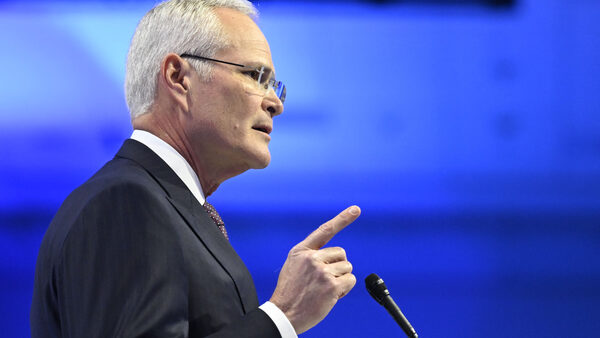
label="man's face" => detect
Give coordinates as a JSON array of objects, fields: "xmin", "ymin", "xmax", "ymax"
[{"xmin": 184, "ymin": 8, "xmax": 283, "ymax": 175}]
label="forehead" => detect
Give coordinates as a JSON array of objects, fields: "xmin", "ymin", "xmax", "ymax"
[{"xmin": 214, "ymin": 8, "xmax": 274, "ymax": 69}]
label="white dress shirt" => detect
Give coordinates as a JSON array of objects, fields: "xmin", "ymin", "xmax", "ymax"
[{"xmin": 130, "ymin": 130, "xmax": 297, "ymax": 338}]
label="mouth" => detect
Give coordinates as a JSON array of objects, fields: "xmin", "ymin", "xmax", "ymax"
[{"xmin": 252, "ymin": 124, "xmax": 272, "ymax": 135}]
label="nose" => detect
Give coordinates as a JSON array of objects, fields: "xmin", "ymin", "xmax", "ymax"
[{"xmin": 262, "ymin": 89, "xmax": 284, "ymax": 118}]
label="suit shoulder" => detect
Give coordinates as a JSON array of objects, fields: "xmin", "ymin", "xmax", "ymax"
[
  {"xmin": 65, "ymin": 156, "xmax": 163, "ymax": 206},
  {"xmin": 86, "ymin": 156, "xmax": 159, "ymax": 191},
  {"xmin": 41, "ymin": 157, "xmax": 170, "ymax": 257}
]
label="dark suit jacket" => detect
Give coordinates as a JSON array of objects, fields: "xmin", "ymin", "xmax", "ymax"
[{"xmin": 31, "ymin": 139, "xmax": 280, "ymax": 338}]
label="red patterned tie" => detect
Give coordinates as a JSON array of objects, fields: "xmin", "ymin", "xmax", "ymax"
[{"xmin": 203, "ymin": 201, "xmax": 229, "ymax": 240}]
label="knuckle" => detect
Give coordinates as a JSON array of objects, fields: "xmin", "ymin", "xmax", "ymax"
[
  {"xmin": 325, "ymin": 274, "xmax": 337, "ymax": 288},
  {"xmin": 339, "ymin": 211, "xmax": 350, "ymax": 220},
  {"xmin": 317, "ymin": 263, "xmax": 329, "ymax": 275},
  {"xmin": 337, "ymin": 275, "xmax": 356, "ymax": 298},
  {"xmin": 308, "ymin": 257, "xmax": 322, "ymax": 271},
  {"xmin": 308, "ymin": 250, "xmax": 320, "ymax": 262},
  {"xmin": 319, "ymin": 222, "xmax": 335, "ymax": 235},
  {"xmin": 288, "ymin": 248, "xmax": 303, "ymax": 260}
]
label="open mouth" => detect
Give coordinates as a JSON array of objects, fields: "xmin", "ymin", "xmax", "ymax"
[{"xmin": 252, "ymin": 125, "xmax": 272, "ymax": 135}]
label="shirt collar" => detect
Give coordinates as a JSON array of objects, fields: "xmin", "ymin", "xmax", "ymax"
[{"xmin": 130, "ymin": 129, "xmax": 206, "ymax": 206}]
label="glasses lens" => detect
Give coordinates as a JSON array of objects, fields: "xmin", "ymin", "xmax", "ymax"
[
  {"xmin": 276, "ymin": 83, "xmax": 286, "ymax": 103},
  {"xmin": 265, "ymin": 79, "xmax": 286, "ymax": 104}
]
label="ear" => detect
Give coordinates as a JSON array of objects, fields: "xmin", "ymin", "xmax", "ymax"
[{"xmin": 159, "ymin": 53, "xmax": 192, "ymax": 112}]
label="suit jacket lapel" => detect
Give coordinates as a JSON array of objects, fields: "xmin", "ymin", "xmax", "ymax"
[{"xmin": 115, "ymin": 139, "xmax": 257, "ymax": 313}]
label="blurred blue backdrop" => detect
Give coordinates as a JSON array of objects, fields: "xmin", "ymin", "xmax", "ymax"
[{"xmin": 1, "ymin": 0, "xmax": 599, "ymax": 337}]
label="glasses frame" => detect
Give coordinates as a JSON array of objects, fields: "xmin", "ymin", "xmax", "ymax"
[{"xmin": 180, "ymin": 53, "xmax": 286, "ymax": 103}]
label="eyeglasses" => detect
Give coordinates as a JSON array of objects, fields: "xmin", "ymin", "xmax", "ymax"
[{"xmin": 180, "ymin": 54, "xmax": 286, "ymax": 104}]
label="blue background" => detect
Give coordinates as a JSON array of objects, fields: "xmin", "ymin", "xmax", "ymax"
[{"xmin": 1, "ymin": 0, "xmax": 599, "ymax": 336}]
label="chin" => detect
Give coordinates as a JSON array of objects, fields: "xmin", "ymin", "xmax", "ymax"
[
  {"xmin": 237, "ymin": 141, "xmax": 271, "ymax": 170},
  {"xmin": 248, "ymin": 149, "xmax": 271, "ymax": 169},
  {"xmin": 253, "ymin": 154, "xmax": 271, "ymax": 169}
]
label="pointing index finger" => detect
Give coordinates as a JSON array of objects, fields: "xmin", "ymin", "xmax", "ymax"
[{"xmin": 299, "ymin": 205, "xmax": 361, "ymax": 250}]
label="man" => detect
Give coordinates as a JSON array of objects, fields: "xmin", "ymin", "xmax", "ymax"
[{"xmin": 31, "ymin": 0, "xmax": 361, "ymax": 337}]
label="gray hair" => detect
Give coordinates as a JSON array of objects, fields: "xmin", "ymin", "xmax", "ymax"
[{"xmin": 125, "ymin": 0, "xmax": 257, "ymax": 119}]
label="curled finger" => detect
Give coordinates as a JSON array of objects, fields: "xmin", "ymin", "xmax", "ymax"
[
  {"xmin": 314, "ymin": 246, "xmax": 347, "ymax": 263},
  {"xmin": 324, "ymin": 260, "xmax": 353, "ymax": 277},
  {"xmin": 336, "ymin": 273, "xmax": 357, "ymax": 299}
]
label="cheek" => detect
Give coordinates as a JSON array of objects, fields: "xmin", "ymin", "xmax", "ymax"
[
  {"xmin": 212, "ymin": 81, "xmax": 263, "ymax": 136},
  {"xmin": 230, "ymin": 98, "xmax": 261, "ymax": 130}
]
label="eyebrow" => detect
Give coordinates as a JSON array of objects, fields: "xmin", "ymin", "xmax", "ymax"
[{"xmin": 244, "ymin": 62, "xmax": 276, "ymax": 79}]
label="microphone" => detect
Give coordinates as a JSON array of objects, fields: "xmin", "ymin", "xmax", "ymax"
[{"xmin": 365, "ymin": 273, "xmax": 418, "ymax": 338}]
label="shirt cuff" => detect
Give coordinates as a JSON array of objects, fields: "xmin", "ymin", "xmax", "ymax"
[{"xmin": 259, "ymin": 301, "xmax": 298, "ymax": 338}]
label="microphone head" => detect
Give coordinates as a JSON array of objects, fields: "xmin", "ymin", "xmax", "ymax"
[{"xmin": 365, "ymin": 273, "xmax": 390, "ymax": 305}]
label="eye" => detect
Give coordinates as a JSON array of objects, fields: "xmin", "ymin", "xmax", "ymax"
[
  {"xmin": 242, "ymin": 66, "xmax": 272, "ymax": 89},
  {"xmin": 260, "ymin": 68, "xmax": 273, "ymax": 85},
  {"xmin": 243, "ymin": 70, "xmax": 261, "ymax": 82}
]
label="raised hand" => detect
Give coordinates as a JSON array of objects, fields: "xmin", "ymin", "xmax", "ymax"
[{"xmin": 269, "ymin": 205, "xmax": 361, "ymax": 334}]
